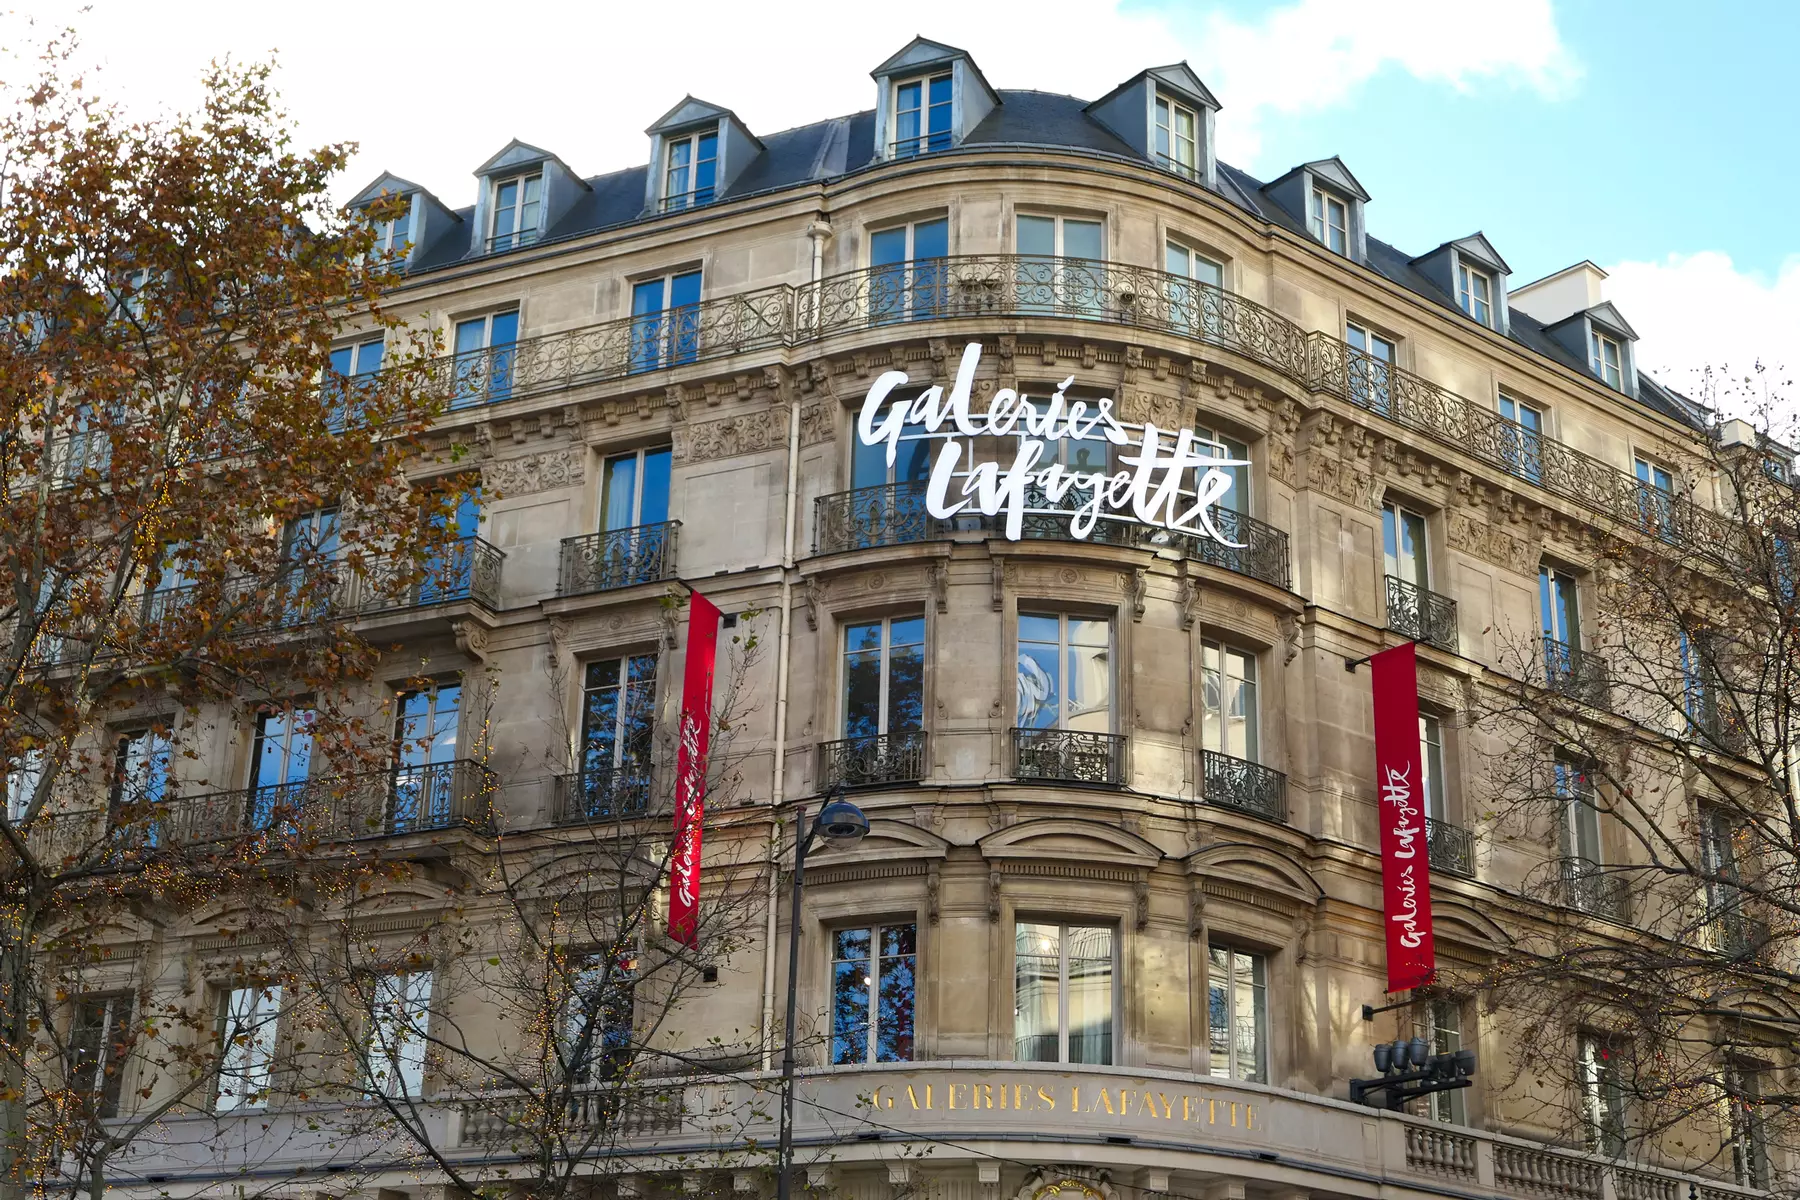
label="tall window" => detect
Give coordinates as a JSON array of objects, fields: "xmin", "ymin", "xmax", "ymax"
[
  {"xmin": 1699, "ymin": 804, "xmax": 1742, "ymax": 934},
  {"xmin": 489, "ymin": 172, "xmax": 542, "ymax": 251},
  {"xmin": 282, "ymin": 507, "xmax": 340, "ymax": 565},
  {"xmin": 1498, "ymin": 394, "xmax": 1544, "ymax": 484},
  {"xmin": 420, "ymin": 490, "xmax": 484, "ymax": 605},
  {"xmin": 663, "ymin": 129, "xmax": 718, "ymax": 210},
  {"xmin": 1577, "ymin": 1032, "xmax": 1627, "ymax": 1156},
  {"xmin": 1457, "ymin": 263, "xmax": 1493, "ymax": 327},
  {"xmin": 326, "ymin": 336, "xmax": 385, "ymax": 426},
  {"xmin": 842, "ymin": 617, "xmax": 924, "ymax": 740},
  {"xmin": 1725, "ymin": 1062, "xmax": 1769, "ymax": 1188},
  {"xmin": 1590, "ymin": 329, "xmax": 1623, "ymax": 389},
  {"xmin": 1634, "ymin": 457, "xmax": 1676, "ymax": 540},
  {"xmin": 452, "ymin": 309, "xmax": 519, "ymax": 406},
  {"xmin": 111, "ymin": 727, "xmax": 172, "ymax": 838},
  {"xmin": 579, "ymin": 654, "xmax": 658, "ymax": 815},
  {"xmin": 1420, "ymin": 713, "xmax": 1447, "ymax": 822},
  {"xmin": 391, "ymin": 682, "xmax": 462, "ymax": 833},
  {"xmin": 1383, "ymin": 500, "xmax": 1430, "ymax": 588},
  {"xmin": 1415, "ymin": 1000, "xmax": 1465, "ymax": 1123},
  {"xmin": 1540, "ymin": 564, "xmax": 1582, "ymax": 672},
  {"xmin": 248, "ymin": 707, "xmax": 314, "ymax": 829},
  {"xmin": 1201, "ymin": 641, "xmax": 1258, "ymax": 762},
  {"xmin": 68, "ymin": 994, "xmax": 134, "ymax": 1118},
  {"xmin": 850, "ymin": 409, "xmax": 937, "ymax": 491},
  {"xmin": 563, "ymin": 951, "xmax": 636, "ymax": 1084},
  {"xmin": 1346, "ymin": 322, "xmax": 1395, "ymax": 413},
  {"xmin": 869, "ymin": 217, "xmax": 949, "ymax": 324},
  {"xmin": 1193, "ymin": 425, "xmax": 1249, "ymax": 515},
  {"xmin": 601, "ymin": 447, "xmax": 673, "ymax": 533},
  {"xmin": 1014, "ymin": 922, "xmax": 1113, "ymax": 1065},
  {"xmin": 4, "ymin": 748, "xmax": 44, "ymax": 823},
  {"xmin": 1679, "ymin": 630, "xmax": 1720, "ymax": 738},
  {"xmin": 893, "ymin": 74, "xmax": 951, "ymax": 157},
  {"xmin": 1017, "ymin": 214, "xmax": 1105, "ymax": 316},
  {"xmin": 1017, "ymin": 214, "xmax": 1103, "ymax": 261},
  {"xmin": 374, "ymin": 209, "xmax": 410, "ymax": 257},
  {"xmin": 1016, "ymin": 613, "xmax": 1112, "ymax": 733},
  {"xmin": 1557, "ymin": 755, "xmax": 1602, "ymax": 866},
  {"xmin": 1206, "ymin": 946, "xmax": 1267, "ymax": 1082},
  {"xmin": 1165, "ymin": 241, "xmax": 1223, "ymax": 289},
  {"xmin": 1309, "ymin": 187, "xmax": 1349, "ymax": 254},
  {"xmin": 1154, "ymin": 95, "xmax": 1199, "ymax": 179},
  {"xmin": 831, "ymin": 924, "xmax": 916, "ymax": 1065},
  {"xmin": 630, "ymin": 270, "xmax": 703, "ymax": 371},
  {"xmin": 365, "ymin": 970, "xmax": 432, "ymax": 1098},
  {"xmin": 215, "ymin": 984, "xmax": 282, "ymax": 1111},
  {"xmin": 1165, "ymin": 241, "xmax": 1224, "ymax": 339}
]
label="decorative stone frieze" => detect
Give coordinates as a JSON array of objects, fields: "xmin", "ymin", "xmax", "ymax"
[{"xmin": 482, "ymin": 446, "xmax": 585, "ymax": 496}]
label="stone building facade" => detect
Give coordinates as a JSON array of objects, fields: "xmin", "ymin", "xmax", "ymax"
[{"xmin": 77, "ymin": 37, "xmax": 1787, "ymax": 1200}]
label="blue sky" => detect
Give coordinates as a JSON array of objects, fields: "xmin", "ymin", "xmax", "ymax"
[{"xmin": 18, "ymin": 0, "xmax": 1795, "ymax": 400}]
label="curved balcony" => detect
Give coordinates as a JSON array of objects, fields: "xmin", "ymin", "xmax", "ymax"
[
  {"xmin": 1011, "ymin": 727, "xmax": 1127, "ymax": 787},
  {"xmin": 1385, "ymin": 575, "xmax": 1458, "ymax": 653},
  {"xmin": 812, "ymin": 481, "xmax": 1291, "ymax": 590},
  {"xmin": 559, "ymin": 522, "xmax": 680, "ymax": 597},
  {"xmin": 1201, "ymin": 748, "xmax": 1287, "ymax": 823},
  {"xmin": 817, "ymin": 731, "xmax": 929, "ymax": 790}
]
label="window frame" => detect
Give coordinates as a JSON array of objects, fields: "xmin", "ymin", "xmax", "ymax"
[
  {"xmin": 1015, "ymin": 611, "xmax": 1116, "ymax": 733},
  {"xmin": 663, "ymin": 128, "xmax": 719, "ymax": 210},
  {"xmin": 599, "ymin": 445, "xmax": 674, "ymax": 532},
  {"xmin": 1382, "ymin": 498, "xmax": 1432, "ymax": 588},
  {"xmin": 1456, "ymin": 262, "xmax": 1494, "ymax": 327},
  {"xmin": 1419, "ymin": 711, "xmax": 1448, "ymax": 823},
  {"xmin": 67, "ymin": 992, "xmax": 135, "ymax": 1119},
  {"xmin": 1153, "ymin": 94, "xmax": 1200, "ymax": 179},
  {"xmin": 1013, "ymin": 920, "xmax": 1116, "ymax": 1066},
  {"xmin": 214, "ymin": 982, "xmax": 283, "ymax": 1112},
  {"xmin": 1415, "ymin": 998, "xmax": 1466, "ymax": 1124},
  {"xmin": 1725, "ymin": 1059, "xmax": 1770, "ymax": 1188},
  {"xmin": 1200, "ymin": 638, "xmax": 1260, "ymax": 763},
  {"xmin": 1590, "ymin": 329, "xmax": 1624, "ymax": 388},
  {"xmin": 1539, "ymin": 564, "xmax": 1582, "ymax": 650},
  {"xmin": 488, "ymin": 171, "xmax": 544, "ymax": 251},
  {"xmin": 1015, "ymin": 212, "xmax": 1106, "ymax": 261},
  {"xmin": 1206, "ymin": 943, "xmax": 1268, "ymax": 1083},
  {"xmin": 840, "ymin": 614, "xmax": 927, "ymax": 738},
  {"xmin": 363, "ymin": 968, "xmax": 433, "ymax": 1099},
  {"xmin": 1308, "ymin": 187, "xmax": 1349, "ymax": 254},
  {"xmin": 829, "ymin": 921, "xmax": 918, "ymax": 1066},
  {"xmin": 892, "ymin": 73, "xmax": 953, "ymax": 157},
  {"xmin": 561, "ymin": 947, "xmax": 638, "ymax": 1085},
  {"xmin": 1577, "ymin": 1030, "xmax": 1628, "ymax": 1157}
]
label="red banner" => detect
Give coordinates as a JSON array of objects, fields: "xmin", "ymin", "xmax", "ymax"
[
  {"xmin": 1370, "ymin": 643, "xmax": 1436, "ymax": 992},
  {"xmin": 668, "ymin": 592, "xmax": 722, "ymax": 948}
]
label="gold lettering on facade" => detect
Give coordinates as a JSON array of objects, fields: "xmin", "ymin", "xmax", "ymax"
[
  {"xmin": 1037, "ymin": 1085, "xmax": 1056, "ymax": 1110},
  {"xmin": 864, "ymin": 1077, "xmax": 1259, "ymax": 1133}
]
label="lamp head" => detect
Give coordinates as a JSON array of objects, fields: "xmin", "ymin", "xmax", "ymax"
[
  {"xmin": 815, "ymin": 798, "xmax": 870, "ymax": 846},
  {"xmin": 1372, "ymin": 1043, "xmax": 1392, "ymax": 1073},
  {"xmin": 1409, "ymin": 1036, "xmax": 1431, "ymax": 1067},
  {"xmin": 1454, "ymin": 1047, "xmax": 1477, "ymax": 1076}
]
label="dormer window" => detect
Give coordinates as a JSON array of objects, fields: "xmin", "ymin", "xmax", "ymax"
[
  {"xmin": 376, "ymin": 213, "xmax": 409, "ymax": 255},
  {"xmin": 1154, "ymin": 95, "xmax": 1199, "ymax": 180},
  {"xmin": 1590, "ymin": 330, "xmax": 1623, "ymax": 389},
  {"xmin": 489, "ymin": 172, "xmax": 542, "ymax": 252},
  {"xmin": 663, "ymin": 130, "xmax": 718, "ymax": 212},
  {"xmin": 1309, "ymin": 188, "xmax": 1349, "ymax": 255},
  {"xmin": 894, "ymin": 74, "xmax": 952, "ymax": 158},
  {"xmin": 1458, "ymin": 263, "xmax": 1493, "ymax": 327}
]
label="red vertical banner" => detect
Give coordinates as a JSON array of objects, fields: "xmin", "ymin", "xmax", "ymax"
[
  {"xmin": 667, "ymin": 592, "xmax": 722, "ymax": 948},
  {"xmin": 1370, "ymin": 643, "xmax": 1436, "ymax": 992}
]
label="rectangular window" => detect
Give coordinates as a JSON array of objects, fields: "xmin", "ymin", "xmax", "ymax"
[
  {"xmin": 1578, "ymin": 1032, "xmax": 1627, "ymax": 1156},
  {"xmin": 452, "ymin": 309, "xmax": 520, "ymax": 407},
  {"xmin": 1308, "ymin": 187, "xmax": 1348, "ymax": 254},
  {"xmin": 111, "ymin": 727, "xmax": 172, "ymax": 837},
  {"xmin": 630, "ymin": 269, "xmax": 703, "ymax": 372},
  {"xmin": 1590, "ymin": 330, "xmax": 1624, "ymax": 389},
  {"xmin": 1201, "ymin": 641, "xmax": 1258, "ymax": 762},
  {"xmin": 842, "ymin": 616, "xmax": 925, "ymax": 738},
  {"xmin": 893, "ymin": 74, "xmax": 952, "ymax": 156},
  {"xmin": 215, "ymin": 984, "xmax": 282, "ymax": 1111},
  {"xmin": 1154, "ymin": 95, "xmax": 1199, "ymax": 179},
  {"xmin": 248, "ymin": 706, "xmax": 314, "ymax": 830},
  {"xmin": 1726, "ymin": 1062, "xmax": 1769, "ymax": 1188},
  {"xmin": 1382, "ymin": 500, "xmax": 1430, "ymax": 587},
  {"xmin": 1633, "ymin": 457, "xmax": 1677, "ymax": 540},
  {"xmin": 831, "ymin": 924, "xmax": 916, "ymax": 1065},
  {"xmin": 68, "ymin": 994, "xmax": 134, "ymax": 1118},
  {"xmin": 1540, "ymin": 565, "xmax": 1581, "ymax": 651},
  {"xmin": 577, "ymin": 654, "xmax": 658, "ymax": 816},
  {"xmin": 1346, "ymin": 322, "xmax": 1395, "ymax": 413},
  {"xmin": 1557, "ymin": 755, "xmax": 1602, "ymax": 864},
  {"xmin": 365, "ymin": 970, "xmax": 432, "ymax": 1098},
  {"xmin": 600, "ymin": 447, "xmax": 673, "ymax": 532},
  {"xmin": 1699, "ymin": 805, "xmax": 1743, "ymax": 942},
  {"xmin": 376, "ymin": 209, "xmax": 410, "ymax": 256},
  {"xmin": 1457, "ymin": 263, "xmax": 1493, "ymax": 327},
  {"xmin": 1415, "ymin": 1000, "xmax": 1465, "ymax": 1124},
  {"xmin": 1014, "ymin": 922, "xmax": 1113, "ymax": 1065},
  {"xmin": 1016, "ymin": 613, "xmax": 1112, "ymax": 733},
  {"xmin": 1679, "ymin": 630, "xmax": 1721, "ymax": 739},
  {"xmin": 869, "ymin": 218, "xmax": 950, "ymax": 324},
  {"xmin": 1206, "ymin": 945, "xmax": 1267, "ymax": 1082},
  {"xmin": 1193, "ymin": 425, "xmax": 1249, "ymax": 515},
  {"xmin": 1017, "ymin": 214, "xmax": 1105, "ymax": 317},
  {"xmin": 1164, "ymin": 240, "xmax": 1223, "ymax": 290},
  {"xmin": 489, "ymin": 172, "xmax": 543, "ymax": 251},
  {"xmin": 663, "ymin": 129, "xmax": 718, "ymax": 210},
  {"xmin": 4, "ymin": 748, "xmax": 44, "ymax": 823},
  {"xmin": 1498, "ymin": 393, "xmax": 1544, "ymax": 484},
  {"xmin": 1420, "ymin": 713, "xmax": 1446, "ymax": 822},
  {"xmin": 390, "ymin": 681, "xmax": 462, "ymax": 834},
  {"xmin": 563, "ymin": 951, "xmax": 636, "ymax": 1084},
  {"xmin": 1164, "ymin": 241, "xmax": 1224, "ymax": 340}
]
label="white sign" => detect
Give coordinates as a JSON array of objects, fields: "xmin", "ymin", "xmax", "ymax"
[{"xmin": 857, "ymin": 342, "xmax": 1249, "ymax": 545}]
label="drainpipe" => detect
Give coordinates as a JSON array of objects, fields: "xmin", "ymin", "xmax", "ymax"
[{"xmin": 761, "ymin": 214, "xmax": 833, "ymax": 1070}]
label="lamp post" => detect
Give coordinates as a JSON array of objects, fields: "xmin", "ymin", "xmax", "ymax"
[
  {"xmin": 1349, "ymin": 1036, "xmax": 1477, "ymax": 1111},
  {"xmin": 775, "ymin": 792, "xmax": 870, "ymax": 1200}
]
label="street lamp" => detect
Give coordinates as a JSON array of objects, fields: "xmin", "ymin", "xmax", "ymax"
[
  {"xmin": 775, "ymin": 791, "xmax": 869, "ymax": 1200},
  {"xmin": 1349, "ymin": 1036, "xmax": 1477, "ymax": 1111}
]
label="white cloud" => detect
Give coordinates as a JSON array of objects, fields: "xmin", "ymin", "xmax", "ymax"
[
  {"xmin": 11, "ymin": 0, "xmax": 1578, "ymax": 204},
  {"xmin": 1605, "ymin": 253, "xmax": 1800, "ymax": 423}
]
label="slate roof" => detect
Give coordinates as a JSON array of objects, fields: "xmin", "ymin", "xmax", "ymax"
[{"xmin": 399, "ymin": 89, "xmax": 1701, "ymax": 429}]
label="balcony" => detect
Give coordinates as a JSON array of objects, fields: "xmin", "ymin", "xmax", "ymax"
[
  {"xmin": 1557, "ymin": 856, "xmax": 1631, "ymax": 924},
  {"xmin": 1186, "ymin": 509, "xmax": 1293, "ymax": 591},
  {"xmin": 1543, "ymin": 636, "xmax": 1609, "ymax": 707},
  {"xmin": 817, "ymin": 732, "xmax": 929, "ymax": 790},
  {"xmin": 1201, "ymin": 749, "xmax": 1287, "ymax": 823},
  {"xmin": 1697, "ymin": 903, "xmax": 1770, "ymax": 958},
  {"xmin": 1011, "ymin": 728, "xmax": 1127, "ymax": 787},
  {"xmin": 559, "ymin": 522, "xmax": 680, "ymax": 597},
  {"xmin": 660, "ymin": 187, "xmax": 715, "ymax": 212},
  {"xmin": 889, "ymin": 132, "xmax": 954, "ymax": 159},
  {"xmin": 551, "ymin": 765, "xmax": 654, "ymax": 824},
  {"xmin": 1385, "ymin": 575, "xmax": 1457, "ymax": 653},
  {"xmin": 1426, "ymin": 817, "xmax": 1474, "ymax": 878},
  {"xmin": 813, "ymin": 482, "xmax": 944, "ymax": 555},
  {"xmin": 352, "ymin": 537, "xmax": 504, "ymax": 615}
]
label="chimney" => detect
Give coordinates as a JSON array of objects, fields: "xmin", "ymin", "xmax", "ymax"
[{"xmin": 1508, "ymin": 260, "xmax": 1607, "ymax": 327}]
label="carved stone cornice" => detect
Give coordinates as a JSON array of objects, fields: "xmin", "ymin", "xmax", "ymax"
[
  {"xmin": 1445, "ymin": 509, "xmax": 1538, "ymax": 576},
  {"xmin": 482, "ymin": 446, "xmax": 585, "ymax": 496}
]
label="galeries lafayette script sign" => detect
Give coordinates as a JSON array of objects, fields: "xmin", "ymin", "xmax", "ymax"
[{"xmin": 858, "ymin": 342, "xmax": 1250, "ymax": 545}]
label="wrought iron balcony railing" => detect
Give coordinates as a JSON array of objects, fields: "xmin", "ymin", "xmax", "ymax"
[
  {"xmin": 1386, "ymin": 575, "xmax": 1458, "ymax": 653},
  {"xmin": 1697, "ymin": 902, "xmax": 1770, "ymax": 958},
  {"xmin": 486, "ymin": 228, "xmax": 541, "ymax": 254},
  {"xmin": 1156, "ymin": 152, "xmax": 1201, "ymax": 181},
  {"xmin": 889, "ymin": 132, "xmax": 954, "ymax": 159},
  {"xmin": 559, "ymin": 522, "xmax": 680, "ymax": 597},
  {"xmin": 1426, "ymin": 816, "xmax": 1474, "ymax": 878},
  {"xmin": 1543, "ymin": 636, "xmax": 1609, "ymax": 707},
  {"xmin": 812, "ymin": 482, "xmax": 945, "ymax": 555},
  {"xmin": 660, "ymin": 187, "xmax": 715, "ymax": 212},
  {"xmin": 817, "ymin": 731, "xmax": 929, "ymax": 790},
  {"xmin": 353, "ymin": 536, "xmax": 505, "ymax": 615},
  {"xmin": 552, "ymin": 765, "xmax": 654, "ymax": 824},
  {"xmin": 1184, "ymin": 509, "xmax": 1293, "ymax": 591},
  {"xmin": 1011, "ymin": 727, "xmax": 1127, "ymax": 787},
  {"xmin": 1201, "ymin": 749, "xmax": 1287, "ymax": 822},
  {"xmin": 1557, "ymin": 856, "xmax": 1631, "ymax": 924}
]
